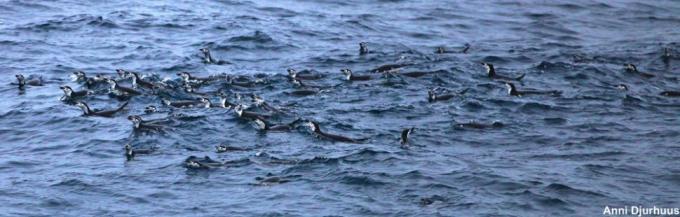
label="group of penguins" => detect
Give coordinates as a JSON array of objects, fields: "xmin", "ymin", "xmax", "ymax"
[{"xmin": 10, "ymin": 43, "xmax": 679, "ymax": 177}]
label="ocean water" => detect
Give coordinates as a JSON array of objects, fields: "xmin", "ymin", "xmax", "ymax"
[{"xmin": 0, "ymin": 0, "xmax": 679, "ymax": 216}]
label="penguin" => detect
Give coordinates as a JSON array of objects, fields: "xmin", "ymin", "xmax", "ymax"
[
  {"xmin": 624, "ymin": 64, "xmax": 655, "ymax": 78},
  {"xmin": 287, "ymin": 69, "xmax": 323, "ymax": 80},
  {"xmin": 428, "ymin": 87, "xmax": 469, "ymax": 102},
  {"xmin": 106, "ymin": 79, "xmax": 142, "ymax": 96},
  {"xmin": 505, "ymin": 82, "xmax": 561, "ymax": 97},
  {"xmin": 177, "ymin": 72, "xmax": 225, "ymax": 85},
  {"xmin": 144, "ymin": 105, "xmax": 158, "ymax": 114},
  {"xmin": 660, "ymin": 91, "xmax": 680, "ymax": 97},
  {"xmin": 116, "ymin": 69, "xmax": 157, "ymax": 90},
  {"xmin": 14, "ymin": 74, "xmax": 43, "ymax": 88},
  {"xmin": 481, "ymin": 63, "xmax": 526, "ymax": 81},
  {"xmin": 215, "ymin": 144, "xmax": 250, "ymax": 153},
  {"xmin": 59, "ymin": 85, "xmax": 93, "ymax": 101},
  {"xmin": 200, "ymin": 47, "xmax": 217, "ymax": 64},
  {"xmin": 341, "ymin": 69, "xmax": 371, "ymax": 81},
  {"xmin": 234, "ymin": 104, "xmax": 271, "ymax": 120},
  {"xmin": 461, "ymin": 43, "xmax": 471, "ymax": 53},
  {"xmin": 454, "ymin": 120, "xmax": 504, "ymax": 129},
  {"xmin": 184, "ymin": 156, "xmax": 223, "ymax": 170},
  {"xmin": 400, "ymin": 127, "xmax": 414, "ymax": 148},
  {"xmin": 662, "ymin": 47, "xmax": 672, "ymax": 64},
  {"xmin": 127, "ymin": 115, "xmax": 164, "ymax": 132},
  {"xmin": 359, "ymin": 42, "xmax": 369, "ymax": 55},
  {"xmin": 124, "ymin": 143, "xmax": 156, "ymax": 161},
  {"xmin": 74, "ymin": 101, "xmax": 128, "ymax": 117},
  {"xmin": 370, "ymin": 63, "xmax": 412, "ymax": 73},
  {"xmin": 305, "ymin": 121, "xmax": 365, "ymax": 143},
  {"xmin": 161, "ymin": 97, "xmax": 208, "ymax": 108},
  {"xmin": 253, "ymin": 118, "xmax": 302, "ymax": 132}
]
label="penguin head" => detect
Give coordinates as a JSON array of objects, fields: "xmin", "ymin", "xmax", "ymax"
[
  {"xmin": 481, "ymin": 62, "xmax": 495, "ymax": 76},
  {"xmin": 287, "ymin": 69, "xmax": 297, "ymax": 77},
  {"xmin": 253, "ymin": 118, "xmax": 267, "ymax": 130},
  {"xmin": 234, "ymin": 104, "xmax": 244, "ymax": 115},
  {"xmin": 427, "ymin": 89, "xmax": 436, "ymax": 102},
  {"xmin": 624, "ymin": 64, "xmax": 638, "ymax": 72},
  {"xmin": 15, "ymin": 74, "xmax": 25, "ymax": 85},
  {"xmin": 144, "ymin": 105, "xmax": 157, "ymax": 113},
  {"xmin": 199, "ymin": 48, "xmax": 209, "ymax": 54},
  {"xmin": 116, "ymin": 69, "xmax": 128, "ymax": 78},
  {"xmin": 505, "ymin": 83, "xmax": 517, "ymax": 95},
  {"xmin": 60, "ymin": 85, "xmax": 73, "ymax": 95},
  {"xmin": 340, "ymin": 69, "xmax": 352, "ymax": 80},
  {"xmin": 127, "ymin": 115, "xmax": 143, "ymax": 128},
  {"xmin": 177, "ymin": 72, "xmax": 191, "ymax": 80},
  {"xmin": 306, "ymin": 121, "xmax": 320, "ymax": 132}
]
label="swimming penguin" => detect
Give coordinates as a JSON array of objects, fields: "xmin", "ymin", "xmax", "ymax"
[
  {"xmin": 624, "ymin": 64, "xmax": 655, "ymax": 78},
  {"xmin": 427, "ymin": 87, "xmax": 469, "ymax": 102},
  {"xmin": 436, "ymin": 47, "xmax": 446, "ymax": 54},
  {"xmin": 161, "ymin": 97, "xmax": 208, "ymax": 108},
  {"xmin": 59, "ymin": 85, "xmax": 93, "ymax": 101},
  {"xmin": 359, "ymin": 42, "xmax": 369, "ymax": 55},
  {"xmin": 177, "ymin": 72, "xmax": 224, "ymax": 85},
  {"xmin": 481, "ymin": 63, "xmax": 525, "ymax": 81},
  {"xmin": 454, "ymin": 120, "xmax": 504, "ymax": 129},
  {"xmin": 370, "ymin": 63, "xmax": 412, "ymax": 73},
  {"xmin": 184, "ymin": 156, "xmax": 223, "ymax": 170},
  {"xmin": 234, "ymin": 104, "xmax": 271, "ymax": 120},
  {"xmin": 505, "ymin": 82, "xmax": 561, "ymax": 96},
  {"xmin": 461, "ymin": 43, "xmax": 471, "ymax": 53},
  {"xmin": 116, "ymin": 69, "xmax": 157, "ymax": 90},
  {"xmin": 215, "ymin": 144, "xmax": 250, "ymax": 153},
  {"xmin": 72, "ymin": 71, "xmax": 104, "ymax": 88},
  {"xmin": 660, "ymin": 91, "xmax": 680, "ymax": 97},
  {"xmin": 215, "ymin": 93, "xmax": 236, "ymax": 109},
  {"xmin": 306, "ymin": 121, "xmax": 365, "ymax": 143},
  {"xmin": 287, "ymin": 69, "xmax": 323, "ymax": 80},
  {"xmin": 615, "ymin": 84, "xmax": 629, "ymax": 91},
  {"xmin": 74, "ymin": 101, "xmax": 128, "ymax": 117},
  {"xmin": 253, "ymin": 118, "xmax": 302, "ymax": 132},
  {"xmin": 255, "ymin": 176, "xmax": 290, "ymax": 186},
  {"xmin": 106, "ymin": 79, "xmax": 142, "ymax": 96},
  {"xmin": 250, "ymin": 94, "xmax": 282, "ymax": 113},
  {"xmin": 14, "ymin": 74, "xmax": 43, "ymax": 88},
  {"xmin": 341, "ymin": 69, "xmax": 371, "ymax": 81},
  {"xmin": 400, "ymin": 127, "xmax": 414, "ymax": 148},
  {"xmin": 144, "ymin": 105, "xmax": 158, "ymax": 113},
  {"xmin": 124, "ymin": 143, "xmax": 156, "ymax": 161},
  {"xmin": 199, "ymin": 47, "xmax": 217, "ymax": 64},
  {"xmin": 127, "ymin": 115, "xmax": 164, "ymax": 131},
  {"xmin": 662, "ymin": 48, "xmax": 672, "ymax": 64}
]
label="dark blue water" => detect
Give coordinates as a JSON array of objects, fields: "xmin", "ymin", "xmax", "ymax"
[{"xmin": 1, "ymin": 0, "xmax": 679, "ymax": 216}]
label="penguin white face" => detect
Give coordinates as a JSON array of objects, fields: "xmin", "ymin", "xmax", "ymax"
[
  {"xmin": 60, "ymin": 86, "xmax": 73, "ymax": 95},
  {"xmin": 127, "ymin": 115, "xmax": 142, "ymax": 128},
  {"xmin": 200, "ymin": 48, "xmax": 209, "ymax": 54},
  {"xmin": 234, "ymin": 105, "xmax": 244, "ymax": 116},
  {"xmin": 254, "ymin": 119, "xmax": 266, "ymax": 130},
  {"xmin": 505, "ymin": 83, "xmax": 515, "ymax": 95},
  {"xmin": 306, "ymin": 121, "xmax": 317, "ymax": 132},
  {"xmin": 116, "ymin": 69, "xmax": 127, "ymax": 78},
  {"xmin": 73, "ymin": 71, "xmax": 86, "ymax": 81},
  {"xmin": 287, "ymin": 69, "xmax": 297, "ymax": 77},
  {"xmin": 186, "ymin": 161, "xmax": 201, "ymax": 168},
  {"xmin": 624, "ymin": 64, "xmax": 637, "ymax": 72},
  {"xmin": 341, "ymin": 69, "xmax": 352, "ymax": 80},
  {"xmin": 178, "ymin": 72, "xmax": 191, "ymax": 80},
  {"xmin": 428, "ymin": 90, "xmax": 436, "ymax": 101}
]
